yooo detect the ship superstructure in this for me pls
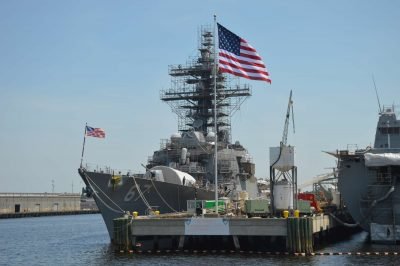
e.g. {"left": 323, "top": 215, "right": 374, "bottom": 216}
{"left": 147, "top": 26, "right": 258, "bottom": 196}
{"left": 335, "top": 105, "right": 400, "bottom": 243}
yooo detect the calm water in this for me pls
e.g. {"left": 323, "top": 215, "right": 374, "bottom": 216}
{"left": 0, "top": 214, "right": 399, "bottom": 265}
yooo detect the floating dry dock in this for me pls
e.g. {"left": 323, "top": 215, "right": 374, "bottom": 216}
{"left": 113, "top": 213, "right": 353, "bottom": 253}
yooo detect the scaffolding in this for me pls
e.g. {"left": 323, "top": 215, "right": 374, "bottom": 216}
{"left": 160, "top": 25, "right": 251, "bottom": 144}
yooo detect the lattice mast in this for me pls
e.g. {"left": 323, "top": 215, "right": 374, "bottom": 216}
{"left": 160, "top": 25, "right": 251, "bottom": 144}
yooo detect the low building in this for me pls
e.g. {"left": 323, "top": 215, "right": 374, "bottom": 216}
{"left": 0, "top": 193, "right": 81, "bottom": 213}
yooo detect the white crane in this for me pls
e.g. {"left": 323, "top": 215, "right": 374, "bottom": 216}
{"left": 281, "top": 90, "right": 295, "bottom": 146}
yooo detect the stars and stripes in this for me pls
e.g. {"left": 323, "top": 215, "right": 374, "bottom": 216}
{"left": 86, "top": 126, "right": 106, "bottom": 138}
{"left": 217, "top": 23, "right": 271, "bottom": 83}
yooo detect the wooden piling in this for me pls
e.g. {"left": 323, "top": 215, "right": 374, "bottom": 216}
{"left": 286, "top": 218, "right": 293, "bottom": 251}
{"left": 298, "top": 218, "right": 306, "bottom": 253}
{"left": 307, "top": 217, "right": 314, "bottom": 253}
{"left": 113, "top": 216, "right": 132, "bottom": 251}
{"left": 286, "top": 217, "right": 314, "bottom": 254}
{"left": 232, "top": 235, "right": 240, "bottom": 250}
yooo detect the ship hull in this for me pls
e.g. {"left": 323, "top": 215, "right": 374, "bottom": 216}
{"left": 338, "top": 152, "right": 400, "bottom": 243}
{"left": 78, "top": 168, "right": 215, "bottom": 240}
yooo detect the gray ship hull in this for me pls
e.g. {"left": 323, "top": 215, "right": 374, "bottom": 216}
{"left": 78, "top": 168, "right": 215, "bottom": 240}
{"left": 338, "top": 150, "right": 400, "bottom": 243}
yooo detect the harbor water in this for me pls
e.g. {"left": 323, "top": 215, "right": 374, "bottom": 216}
{"left": 0, "top": 214, "right": 398, "bottom": 265}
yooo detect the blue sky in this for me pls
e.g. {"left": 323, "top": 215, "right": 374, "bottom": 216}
{"left": 0, "top": 1, "right": 399, "bottom": 193}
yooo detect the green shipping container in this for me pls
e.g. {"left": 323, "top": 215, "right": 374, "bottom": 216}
{"left": 245, "top": 199, "right": 270, "bottom": 215}
{"left": 296, "top": 200, "right": 311, "bottom": 213}
{"left": 204, "top": 200, "right": 225, "bottom": 209}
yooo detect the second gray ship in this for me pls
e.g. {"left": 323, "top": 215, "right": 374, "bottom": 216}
{"left": 333, "top": 105, "right": 400, "bottom": 243}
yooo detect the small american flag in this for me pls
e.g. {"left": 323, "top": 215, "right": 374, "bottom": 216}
{"left": 86, "top": 126, "right": 105, "bottom": 138}
{"left": 218, "top": 23, "right": 271, "bottom": 83}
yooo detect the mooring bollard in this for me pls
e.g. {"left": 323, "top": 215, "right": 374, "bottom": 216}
{"left": 283, "top": 210, "right": 289, "bottom": 218}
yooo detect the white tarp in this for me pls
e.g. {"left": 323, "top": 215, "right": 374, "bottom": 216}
{"left": 364, "top": 153, "right": 400, "bottom": 167}
{"left": 150, "top": 165, "right": 196, "bottom": 186}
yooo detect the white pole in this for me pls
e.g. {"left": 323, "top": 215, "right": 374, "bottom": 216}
{"left": 213, "top": 15, "right": 218, "bottom": 215}
{"left": 387, "top": 120, "right": 391, "bottom": 148}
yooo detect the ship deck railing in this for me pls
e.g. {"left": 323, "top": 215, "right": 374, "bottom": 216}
{"left": 82, "top": 163, "right": 143, "bottom": 177}
{"left": 178, "top": 165, "right": 206, "bottom": 174}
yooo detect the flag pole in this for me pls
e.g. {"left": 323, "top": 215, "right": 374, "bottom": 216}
{"left": 80, "top": 123, "right": 87, "bottom": 168}
{"left": 213, "top": 14, "right": 219, "bottom": 215}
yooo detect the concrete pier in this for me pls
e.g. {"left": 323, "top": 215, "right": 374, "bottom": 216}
{"left": 114, "top": 213, "right": 347, "bottom": 253}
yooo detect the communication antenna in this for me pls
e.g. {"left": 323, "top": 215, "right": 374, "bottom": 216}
{"left": 372, "top": 74, "right": 382, "bottom": 113}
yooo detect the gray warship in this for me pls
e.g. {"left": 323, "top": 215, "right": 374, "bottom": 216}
{"left": 334, "top": 105, "right": 400, "bottom": 243}
{"left": 78, "top": 26, "right": 259, "bottom": 240}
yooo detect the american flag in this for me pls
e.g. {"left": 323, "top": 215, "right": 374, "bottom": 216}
{"left": 86, "top": 126, "right": 106, "bottom": 138}
{"left": 217, "top": 23, "right": 271, "bottom": 83}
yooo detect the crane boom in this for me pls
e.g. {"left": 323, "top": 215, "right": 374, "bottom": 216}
{"left": 298, "top": 172, "right": 335, "bottom": 190}
{"left": 282, "top": 90, "right": 294, "bottom": 145}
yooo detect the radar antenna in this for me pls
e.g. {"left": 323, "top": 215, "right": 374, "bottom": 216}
{"left": 372, "top": 74, "right": 382, "bottom": 113}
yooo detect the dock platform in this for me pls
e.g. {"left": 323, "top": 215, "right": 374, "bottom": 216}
{"left": 113, "top": 214, "right": 353, "bottom": 253}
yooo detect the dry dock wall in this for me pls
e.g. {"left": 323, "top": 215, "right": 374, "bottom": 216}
{"left": 0, "top": 193, "right": 81, "bottom": 213}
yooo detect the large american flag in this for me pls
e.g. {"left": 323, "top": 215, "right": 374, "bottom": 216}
{"left": 217, "top": 23, "right": 271, "bottom": 83}
{"left": 86, "top": 126, "right": 106, "bottom": 138}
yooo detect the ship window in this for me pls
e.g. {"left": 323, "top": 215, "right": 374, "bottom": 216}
{"left": 379, "top": 127, "right": 400, "bottom": 134}
{"left": 379, "top": 128, "right": 388, "bottom": 134}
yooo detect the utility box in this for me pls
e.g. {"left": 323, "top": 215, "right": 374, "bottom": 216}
{"left": 187, "top": 200, "right": 226, "bottom": 214}
{"left": 296, "top": 199, "right": 311, "bottom": 214}
{"left": 269, "top": 146, "right": 295, "bottom": 172}
{"left": 244, "top": 199, "right": 270, "bottom": 217}
{"left": 204, "top": 200, "right": 225, "bottom": 210}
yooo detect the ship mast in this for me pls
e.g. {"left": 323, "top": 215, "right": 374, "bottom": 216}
{"left": 213, "top": 15, "right": 218, "bottom": 214}
{"left": 160, "top": 30, "right": 251, "bottom": 142}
